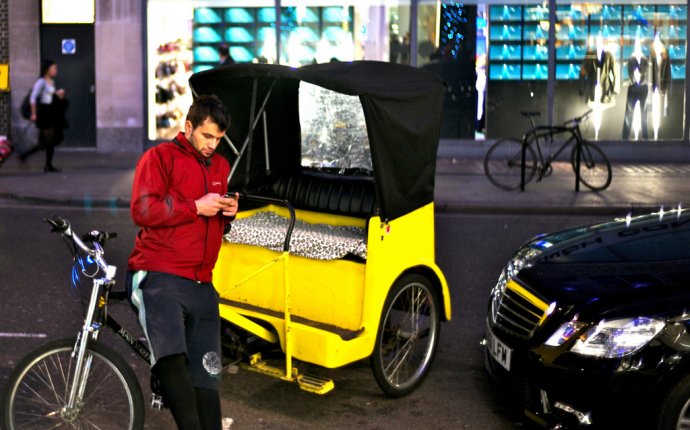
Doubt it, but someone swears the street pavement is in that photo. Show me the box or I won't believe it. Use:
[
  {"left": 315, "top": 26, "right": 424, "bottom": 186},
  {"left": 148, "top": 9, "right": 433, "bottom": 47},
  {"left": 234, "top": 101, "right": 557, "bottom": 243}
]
[
  {"left": 0, "top": 205, "right": 599, "bottom": 429},
  {"left": 0, "top": 143, "right": 689, "bottom": 215}
]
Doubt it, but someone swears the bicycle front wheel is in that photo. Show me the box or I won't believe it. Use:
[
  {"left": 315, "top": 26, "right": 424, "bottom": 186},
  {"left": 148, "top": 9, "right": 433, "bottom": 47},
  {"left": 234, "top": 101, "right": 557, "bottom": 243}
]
[
  {"left": 2, "top": 338, "right": 144, "bottom": 430},
  {"left": 484, "top": 138, "right": 537, "bottom": 190},
  {"left": 570, "top": 143, "right": 612, "bottom": 191}
]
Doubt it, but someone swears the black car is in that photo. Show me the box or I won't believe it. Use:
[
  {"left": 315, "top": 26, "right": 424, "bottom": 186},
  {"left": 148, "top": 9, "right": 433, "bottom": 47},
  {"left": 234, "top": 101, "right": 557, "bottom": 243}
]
[{"left": 484, "top": 209, "right": 690, "bottom": 429}]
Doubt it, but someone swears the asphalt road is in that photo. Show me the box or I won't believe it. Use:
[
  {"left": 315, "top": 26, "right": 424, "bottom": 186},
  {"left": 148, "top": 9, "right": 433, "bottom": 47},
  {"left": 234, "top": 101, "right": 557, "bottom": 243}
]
[{"left": 0, "top": 203, "right": 603, "bottom": 429}]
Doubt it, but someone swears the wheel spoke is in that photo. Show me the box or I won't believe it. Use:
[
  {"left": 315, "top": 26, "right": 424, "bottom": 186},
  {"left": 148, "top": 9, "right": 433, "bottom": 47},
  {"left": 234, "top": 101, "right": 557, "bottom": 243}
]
[
  {"left": 6, "top": 341, "right": 141, "bottom": 430},
  {"left": 375, "top": 279, "right": 439, "bottom": 394},
  {"left": 485, "top": 138, "right": 536, "bottom": 190},
  {"left": 571, "top": 144, "right": 611, "bottom": 191},
  {"left": 383, "top": 334, "right": 416, "bottom": 378}
]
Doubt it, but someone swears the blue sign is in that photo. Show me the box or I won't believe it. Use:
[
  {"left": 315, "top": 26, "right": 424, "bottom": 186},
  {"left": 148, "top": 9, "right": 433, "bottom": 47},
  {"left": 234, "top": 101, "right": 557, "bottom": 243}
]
[{"left": 61, "top": 39, "right": 76, "bottom": 55}]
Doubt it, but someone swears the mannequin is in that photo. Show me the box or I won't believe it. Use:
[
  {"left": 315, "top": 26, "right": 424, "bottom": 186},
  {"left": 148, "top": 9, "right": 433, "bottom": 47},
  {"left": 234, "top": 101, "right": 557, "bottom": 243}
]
[
  {"left": 622, "top": 37, "right": 649, "bottom": 139},
  {"left": 580, "top": 35, "right": 618, "bottom": 138},
  {"left": 650, "top": 33, "right": 671, "bottom": 139},
  {"left": 579, "top": 35, "right": 617, "bottom": 105}
]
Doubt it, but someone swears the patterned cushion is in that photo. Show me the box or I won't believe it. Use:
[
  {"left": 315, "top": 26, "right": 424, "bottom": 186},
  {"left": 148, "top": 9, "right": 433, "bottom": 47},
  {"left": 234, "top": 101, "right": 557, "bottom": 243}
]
[{"left": 225, "top": 211, "right": 367, "bottom": 260}]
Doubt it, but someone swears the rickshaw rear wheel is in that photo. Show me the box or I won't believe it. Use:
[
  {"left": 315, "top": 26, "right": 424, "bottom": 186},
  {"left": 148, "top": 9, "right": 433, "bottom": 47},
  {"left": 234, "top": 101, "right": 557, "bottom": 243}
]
[{"left": 371, "top": 274, "right": 441, "bottom": 398}]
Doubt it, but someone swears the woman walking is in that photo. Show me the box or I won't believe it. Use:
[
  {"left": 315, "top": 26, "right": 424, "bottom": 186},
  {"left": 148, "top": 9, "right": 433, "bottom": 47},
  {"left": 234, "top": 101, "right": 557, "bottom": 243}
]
[{"left": 20, "top": 59, "right": 68, "bottom": 172}]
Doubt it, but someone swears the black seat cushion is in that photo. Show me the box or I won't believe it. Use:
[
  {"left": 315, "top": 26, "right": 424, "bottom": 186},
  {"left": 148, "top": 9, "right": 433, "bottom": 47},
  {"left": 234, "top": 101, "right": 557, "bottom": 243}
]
[{"left": 266, "top": 171, "right": 376, "bottom": 218}]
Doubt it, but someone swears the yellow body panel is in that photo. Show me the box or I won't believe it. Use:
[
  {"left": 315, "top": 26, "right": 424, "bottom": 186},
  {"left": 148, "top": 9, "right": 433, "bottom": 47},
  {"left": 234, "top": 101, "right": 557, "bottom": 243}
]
[
  {"left": 214, "top": 243, "right": 366, "bottom": 331},
  {"left": 212, "top": 202, "right": 451, "bottom": 369}
]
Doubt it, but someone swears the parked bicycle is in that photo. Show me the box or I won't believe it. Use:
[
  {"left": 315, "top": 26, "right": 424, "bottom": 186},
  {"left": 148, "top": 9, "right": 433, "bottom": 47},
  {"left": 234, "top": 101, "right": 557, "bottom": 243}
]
[
  {"left": 483, "top": 109, "right": 612, "bottom": 191},
  {"left": 1, "top": 216, "right": 148, "bottom": 430}
]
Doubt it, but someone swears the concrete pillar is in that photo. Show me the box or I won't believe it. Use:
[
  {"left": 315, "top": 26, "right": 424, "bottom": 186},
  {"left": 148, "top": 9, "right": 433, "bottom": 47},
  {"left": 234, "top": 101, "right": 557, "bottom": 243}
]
[
  {"left": 95, "top": 0, "right": 144, "bottom": 153},
  {"left": 8, "top": 0, "right": 41, "bottom": 146}
]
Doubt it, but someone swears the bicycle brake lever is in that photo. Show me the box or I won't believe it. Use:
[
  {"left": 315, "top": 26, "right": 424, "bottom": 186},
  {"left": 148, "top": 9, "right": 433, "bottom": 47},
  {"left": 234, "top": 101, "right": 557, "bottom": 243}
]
[{"left": 45, "top": 215, "right": 69, "bottom": 233}]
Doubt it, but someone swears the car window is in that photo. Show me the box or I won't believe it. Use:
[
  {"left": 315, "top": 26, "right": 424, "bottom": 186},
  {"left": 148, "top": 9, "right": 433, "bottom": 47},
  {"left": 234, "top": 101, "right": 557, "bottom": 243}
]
[{"left": 298, "top": 82, "right": 373, "bottom": 173}]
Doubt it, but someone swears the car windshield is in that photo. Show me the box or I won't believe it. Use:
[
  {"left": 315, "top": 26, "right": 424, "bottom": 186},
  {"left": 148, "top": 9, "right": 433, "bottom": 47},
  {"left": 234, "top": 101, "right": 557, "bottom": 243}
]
[{"left": 298, "top": 82, "right": 373, "bottom": 173}]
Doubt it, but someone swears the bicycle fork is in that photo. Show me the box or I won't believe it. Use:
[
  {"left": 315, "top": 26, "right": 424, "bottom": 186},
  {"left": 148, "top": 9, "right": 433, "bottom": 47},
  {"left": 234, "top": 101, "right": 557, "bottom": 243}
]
[{"left": 63, "top": 278, "right": 110, "bottom": 420}]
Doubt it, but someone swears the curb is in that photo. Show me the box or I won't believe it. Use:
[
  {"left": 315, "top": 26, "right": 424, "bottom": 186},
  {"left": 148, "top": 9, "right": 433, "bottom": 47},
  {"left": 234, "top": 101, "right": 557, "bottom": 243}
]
[
  {"left": 0, "top": 192, "right": 130, "bottom": 209},
  {"left": 1, "top": 191, "right": 670, "bottom": 217}
]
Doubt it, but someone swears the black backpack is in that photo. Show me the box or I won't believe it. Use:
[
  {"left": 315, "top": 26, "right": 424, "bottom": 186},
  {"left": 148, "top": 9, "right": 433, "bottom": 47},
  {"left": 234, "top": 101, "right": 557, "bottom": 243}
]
[
  {"left": 20, "top": 80, "right": 45, "bottom": 120},
  {"left": 20, "top": 90, "right": 31, "bottom": 120}
]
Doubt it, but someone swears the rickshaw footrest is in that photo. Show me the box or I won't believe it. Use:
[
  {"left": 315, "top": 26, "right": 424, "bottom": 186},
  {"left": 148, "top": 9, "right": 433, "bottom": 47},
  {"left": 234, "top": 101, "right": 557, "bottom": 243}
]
[{"left": 297, "top": 374, "right": 334, "bottom": 395}]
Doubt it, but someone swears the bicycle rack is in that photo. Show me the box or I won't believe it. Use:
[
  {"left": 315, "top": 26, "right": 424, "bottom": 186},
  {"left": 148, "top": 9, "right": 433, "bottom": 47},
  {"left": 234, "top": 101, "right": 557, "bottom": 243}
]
[{"left": 520, "top": 125, "right": 583, "bottom": 192}]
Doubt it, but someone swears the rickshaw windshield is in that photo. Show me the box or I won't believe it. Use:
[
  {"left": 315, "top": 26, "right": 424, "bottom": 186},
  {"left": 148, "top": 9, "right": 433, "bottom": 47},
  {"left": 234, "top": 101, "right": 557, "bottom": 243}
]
[{"left": 299, "top": 83, "right": 373, "bottom": 173}]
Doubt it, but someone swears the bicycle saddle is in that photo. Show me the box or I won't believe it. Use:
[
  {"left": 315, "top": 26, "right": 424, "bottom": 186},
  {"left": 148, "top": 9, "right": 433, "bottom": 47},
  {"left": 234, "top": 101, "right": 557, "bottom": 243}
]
[{"left": 520, "top": 111, "right": 541, "bottom": 118}]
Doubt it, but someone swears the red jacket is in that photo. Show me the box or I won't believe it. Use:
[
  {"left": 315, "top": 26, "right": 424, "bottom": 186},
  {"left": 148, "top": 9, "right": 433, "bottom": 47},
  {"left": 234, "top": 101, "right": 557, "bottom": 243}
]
[{"left": 128, "top": 132, "right": 230, "bottom": 282}]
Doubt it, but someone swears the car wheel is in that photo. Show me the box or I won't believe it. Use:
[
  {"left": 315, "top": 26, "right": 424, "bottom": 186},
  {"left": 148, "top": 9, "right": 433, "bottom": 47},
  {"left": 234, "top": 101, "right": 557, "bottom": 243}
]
[{"left": 658, "top": 373, "right": 690, "bottom": 430}]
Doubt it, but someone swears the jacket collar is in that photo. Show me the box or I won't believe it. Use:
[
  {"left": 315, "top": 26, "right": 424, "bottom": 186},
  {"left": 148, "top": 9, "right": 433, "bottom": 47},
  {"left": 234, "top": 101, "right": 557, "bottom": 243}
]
[{"left": 173, "top": 132, "right": 207, "bottom": 162}]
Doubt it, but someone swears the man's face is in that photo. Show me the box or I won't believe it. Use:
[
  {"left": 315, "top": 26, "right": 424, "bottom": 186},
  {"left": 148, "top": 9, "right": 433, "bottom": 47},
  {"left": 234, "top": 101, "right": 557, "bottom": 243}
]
[{"left": 185, "top": 118, "right": 226, "bottom": 158}]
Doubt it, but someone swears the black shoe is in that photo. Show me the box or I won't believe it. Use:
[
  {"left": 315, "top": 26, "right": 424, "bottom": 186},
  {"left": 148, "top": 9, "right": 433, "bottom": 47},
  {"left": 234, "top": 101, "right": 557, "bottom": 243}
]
[{"left": 44, "top": 166, "right": 61, "bottom": 172}]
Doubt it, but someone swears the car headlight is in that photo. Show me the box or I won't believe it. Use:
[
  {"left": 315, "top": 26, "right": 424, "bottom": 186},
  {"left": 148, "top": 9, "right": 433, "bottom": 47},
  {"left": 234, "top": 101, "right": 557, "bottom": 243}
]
[{"left": 570, "top": 317, "right": 666, "bottom": 358}]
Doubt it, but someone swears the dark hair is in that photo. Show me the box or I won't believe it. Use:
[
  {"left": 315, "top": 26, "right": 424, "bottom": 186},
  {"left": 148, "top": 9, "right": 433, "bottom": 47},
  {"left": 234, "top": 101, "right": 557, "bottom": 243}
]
[
  {"left": 187, "top": 94, "right": 231, "bottom": 131},
  {"left": 40, "top": 59, "right": 56, "bottom": 77},
  {"left": 218, "top": 44, "right": 229, "bottom": 57}
]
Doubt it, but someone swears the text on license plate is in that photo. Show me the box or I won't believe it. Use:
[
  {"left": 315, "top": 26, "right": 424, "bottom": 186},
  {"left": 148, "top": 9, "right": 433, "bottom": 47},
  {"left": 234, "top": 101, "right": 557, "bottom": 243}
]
[{"left": 487, "top": 327, "right": 512, "bottom": 371}]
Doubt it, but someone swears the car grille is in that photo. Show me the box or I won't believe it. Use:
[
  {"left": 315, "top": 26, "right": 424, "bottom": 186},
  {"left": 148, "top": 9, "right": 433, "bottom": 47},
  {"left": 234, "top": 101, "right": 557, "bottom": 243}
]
[{"left": 491, "top": 279, "right": 549, "bottom": 339}]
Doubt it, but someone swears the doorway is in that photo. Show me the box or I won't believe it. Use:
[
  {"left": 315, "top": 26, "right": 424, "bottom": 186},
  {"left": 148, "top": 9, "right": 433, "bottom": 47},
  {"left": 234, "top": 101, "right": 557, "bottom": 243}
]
[{"left": 40, "top": 24, "right": 96, "bottom": 147}]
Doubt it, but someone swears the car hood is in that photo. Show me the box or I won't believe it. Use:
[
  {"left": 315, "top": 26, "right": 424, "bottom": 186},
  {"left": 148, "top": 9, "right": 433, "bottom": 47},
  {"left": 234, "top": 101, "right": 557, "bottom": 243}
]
[{"left": 514, "top": 210, "right": 690, "bottom": 320}]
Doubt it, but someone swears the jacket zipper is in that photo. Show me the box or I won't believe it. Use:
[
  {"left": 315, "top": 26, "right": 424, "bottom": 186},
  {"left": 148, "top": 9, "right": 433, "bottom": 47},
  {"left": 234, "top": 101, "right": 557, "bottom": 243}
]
[{"left": 198, "top": 158, "right": 210, "bottom": 282}]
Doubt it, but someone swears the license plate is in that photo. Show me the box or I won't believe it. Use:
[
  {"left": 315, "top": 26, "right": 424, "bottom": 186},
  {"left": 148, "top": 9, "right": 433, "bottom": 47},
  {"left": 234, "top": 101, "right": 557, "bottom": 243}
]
[{"left": 487, "top": 326, "right": 512, "bottom": 371}]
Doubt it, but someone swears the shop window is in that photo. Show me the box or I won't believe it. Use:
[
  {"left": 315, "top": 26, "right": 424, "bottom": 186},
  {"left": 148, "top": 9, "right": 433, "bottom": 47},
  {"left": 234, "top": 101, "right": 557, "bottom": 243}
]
[
  {"left": 278, "top": 5, "right": 354, "bottom": 66},
  {"left": 554, "top": 2, "right": 687, "bottom": 141},
  {"left": 485, "top": 2, "right": 550, "bottom": 139},
  {"left": 191, "top": 6, "right": 277, "bottom": 69}
]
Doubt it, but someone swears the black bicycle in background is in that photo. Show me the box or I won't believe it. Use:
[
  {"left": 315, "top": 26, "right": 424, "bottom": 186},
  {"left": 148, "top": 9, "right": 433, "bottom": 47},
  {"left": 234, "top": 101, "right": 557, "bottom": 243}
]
[{"left": 483, "top": 109, "right": 612, "bottom": 191}]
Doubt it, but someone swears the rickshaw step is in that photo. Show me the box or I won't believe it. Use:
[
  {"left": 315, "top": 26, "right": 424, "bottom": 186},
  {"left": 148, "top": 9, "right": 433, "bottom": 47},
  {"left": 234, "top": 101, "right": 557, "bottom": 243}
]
[
  {"left": 244, "top": 353, "right": 334, "bottom": 395},
  {"left": 297, "top": 374, "right": 335, "bottom": 395}
]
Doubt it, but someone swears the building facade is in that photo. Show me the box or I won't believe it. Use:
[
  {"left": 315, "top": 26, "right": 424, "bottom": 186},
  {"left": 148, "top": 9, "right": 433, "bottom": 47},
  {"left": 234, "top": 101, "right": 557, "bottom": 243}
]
[{"left": 5, "top": 0, "right": 690, "bottom": 157}]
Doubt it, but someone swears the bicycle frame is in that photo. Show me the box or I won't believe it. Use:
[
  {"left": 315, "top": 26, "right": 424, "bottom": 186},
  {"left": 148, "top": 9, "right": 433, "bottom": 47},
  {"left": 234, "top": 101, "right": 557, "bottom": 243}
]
[
  {"left": 49, "top": 221, "right": 153, "bottom": 416},
  {"left": 519, "top": 122, "right": 587, "bottom": 192}
]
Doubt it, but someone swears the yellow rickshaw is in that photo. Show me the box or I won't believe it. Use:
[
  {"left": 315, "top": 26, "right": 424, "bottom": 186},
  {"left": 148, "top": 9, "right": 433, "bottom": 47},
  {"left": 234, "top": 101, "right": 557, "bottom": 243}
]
[{"left": 189, "top": 61, "right": 452, "bottom": 397}]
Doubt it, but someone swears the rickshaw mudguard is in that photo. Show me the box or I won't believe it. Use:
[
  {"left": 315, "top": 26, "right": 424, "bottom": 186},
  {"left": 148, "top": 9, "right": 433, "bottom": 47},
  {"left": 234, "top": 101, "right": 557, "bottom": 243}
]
[{"left": 363, "top": 202, "right": 451, "bottom": 329}]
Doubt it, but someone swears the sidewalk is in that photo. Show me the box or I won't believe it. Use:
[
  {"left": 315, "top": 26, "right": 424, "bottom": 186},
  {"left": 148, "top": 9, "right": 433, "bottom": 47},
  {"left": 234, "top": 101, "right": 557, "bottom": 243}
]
[{"left": 1, "top": 148, "right": 689, "bottom": 216}]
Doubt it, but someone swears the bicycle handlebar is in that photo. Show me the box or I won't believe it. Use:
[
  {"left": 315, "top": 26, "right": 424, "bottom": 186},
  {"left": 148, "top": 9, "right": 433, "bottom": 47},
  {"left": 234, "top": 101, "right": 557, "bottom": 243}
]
[
  {"left": 45, "top": 215, "right": 115, "bottom": 279},
  {"left": 563, "top": 109, "right": 593, "bottom": 127},
  {"left": 82, "top": 230, "right": 118, "bottom": 245}
]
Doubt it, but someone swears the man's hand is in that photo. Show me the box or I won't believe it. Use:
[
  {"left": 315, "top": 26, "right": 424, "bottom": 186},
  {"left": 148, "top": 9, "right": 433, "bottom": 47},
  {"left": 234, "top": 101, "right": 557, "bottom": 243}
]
[
  {"left": 195, "top": 193, "right": 238, "bottom": 217},
  {"left": 221, "top": 192, "right": 239, "bottom": 217}
]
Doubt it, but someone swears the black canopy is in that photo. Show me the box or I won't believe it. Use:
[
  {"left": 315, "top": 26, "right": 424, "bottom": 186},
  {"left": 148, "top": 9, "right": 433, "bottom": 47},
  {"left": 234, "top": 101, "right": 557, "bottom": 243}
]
[{"left": 189, "top": 61, "right": 444, "bottom": 221}]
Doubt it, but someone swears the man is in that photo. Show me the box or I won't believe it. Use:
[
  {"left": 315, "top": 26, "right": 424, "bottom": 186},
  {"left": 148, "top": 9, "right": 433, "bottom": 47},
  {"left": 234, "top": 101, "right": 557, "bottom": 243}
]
[
  {"left": 218, "top": 44, "right": 235, "bottom": 66},
  {"left": 127, "top": 94, "right": 237, "bottom": 430}
]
